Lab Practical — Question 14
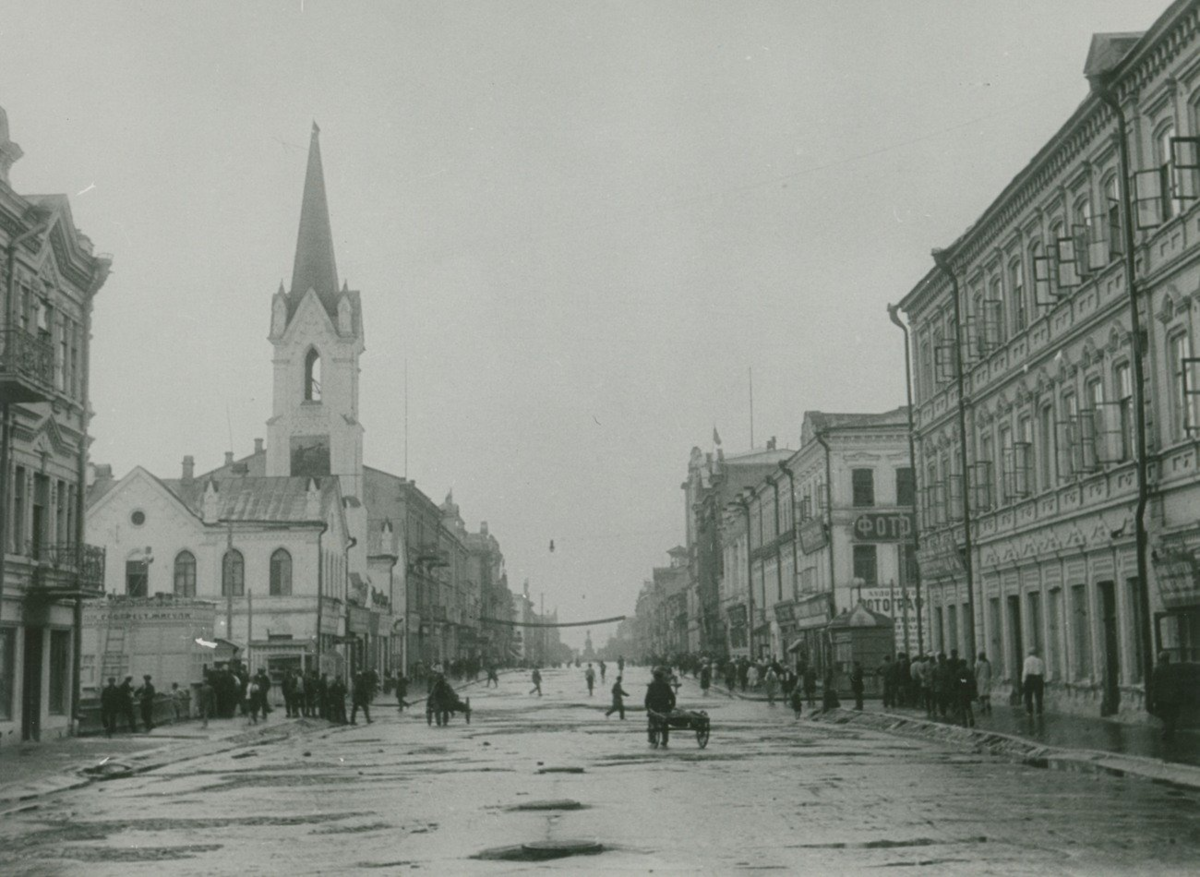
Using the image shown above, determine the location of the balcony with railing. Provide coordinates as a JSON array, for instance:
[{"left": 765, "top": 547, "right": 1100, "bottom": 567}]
[
  {"left": 28, "top": 542, "right": 106, "bottom": 597},
  {"left": 0, "top": 328, "right": 56, "bottom": 403}
]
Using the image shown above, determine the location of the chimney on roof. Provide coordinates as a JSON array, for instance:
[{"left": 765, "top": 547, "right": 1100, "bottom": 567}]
[
  {"left": 254, "top": 438, "right": 264, "bottom": 454},
  {"left": 224, "top": 451, "right": 234, "bottom": 467},
  {"left": 94, "top": 463, "right": 113, "bottom": 481},
  {"left": 768, "top": 436, "right": 776, "bottom": 450},
  {"left": 480, "top": 521, "right": 489, "bottom": 535},
  {"left": 182, "top": 456, "right": 194, "bottom": 484}
]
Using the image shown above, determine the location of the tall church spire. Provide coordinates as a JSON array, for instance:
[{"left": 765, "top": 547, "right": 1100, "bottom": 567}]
[{"left": 289, "top": 121, "right": 338, "bottom": 304}]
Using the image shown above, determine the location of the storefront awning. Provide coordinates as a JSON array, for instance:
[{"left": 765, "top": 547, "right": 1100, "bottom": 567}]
[{"left": 786, "top": 637, "right": 807, "bottom": 653}]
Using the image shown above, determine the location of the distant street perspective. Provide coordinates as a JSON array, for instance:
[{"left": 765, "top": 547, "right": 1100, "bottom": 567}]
[{"left": 3, "top": 666, "right": 1200, "bottom": 875}]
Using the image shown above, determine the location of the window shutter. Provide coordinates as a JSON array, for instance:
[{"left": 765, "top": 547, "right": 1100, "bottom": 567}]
[{"left": 1132, "top": 169, "right": 1164, "bottom": 230}]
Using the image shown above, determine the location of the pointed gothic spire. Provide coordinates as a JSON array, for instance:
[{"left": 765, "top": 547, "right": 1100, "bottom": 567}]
[{"left": 289, "top": 121, "right": 338, "bottom": 303}]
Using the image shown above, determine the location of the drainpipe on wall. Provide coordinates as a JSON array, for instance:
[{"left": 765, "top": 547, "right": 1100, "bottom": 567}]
[
  {"left": 71, "top": 253, "right": 109, "bottom": 735},
  {"left": 1088, "top": 75, "right": 1156, "bottom": 712},
  {"left": 888, "top": 303, "right": 923, "bottom": 657},
  {"left": 932, "top": 249, "right": 978, "bottom": 661}
]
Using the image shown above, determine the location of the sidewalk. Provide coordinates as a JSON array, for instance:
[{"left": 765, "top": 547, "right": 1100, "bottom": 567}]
[
  {"left": 703, "top": 677, "right": 1200, "bottom": 788},
  {"left": 0, "top": 714, "right": 322, "bottom": 810}
]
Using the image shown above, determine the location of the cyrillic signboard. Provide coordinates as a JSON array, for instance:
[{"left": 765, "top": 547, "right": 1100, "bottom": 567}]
[
  {"left": 799, "top": 519, "right": 828, "bottom": 554},
  {"left": 852, "top": 511, "right": 916, "bottom": 543}
]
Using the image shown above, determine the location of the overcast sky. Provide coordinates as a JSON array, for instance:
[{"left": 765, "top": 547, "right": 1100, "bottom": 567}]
[{"left": 0, "top": 0, "right": 1168, "bottom": 648}]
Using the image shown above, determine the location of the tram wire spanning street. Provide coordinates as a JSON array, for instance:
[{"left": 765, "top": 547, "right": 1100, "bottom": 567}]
[{"left": 2, "top": 666, "right": 1199, "bottom": 876}]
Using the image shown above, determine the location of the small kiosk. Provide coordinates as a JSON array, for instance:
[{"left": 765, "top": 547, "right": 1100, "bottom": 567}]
[{"left": 826, "top": 602, "right": 895, "bottom": 698}]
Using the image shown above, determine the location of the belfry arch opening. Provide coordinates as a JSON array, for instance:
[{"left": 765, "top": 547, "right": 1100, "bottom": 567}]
[{"left": 304, "top": 347, "right": 321, "bottom": 401}]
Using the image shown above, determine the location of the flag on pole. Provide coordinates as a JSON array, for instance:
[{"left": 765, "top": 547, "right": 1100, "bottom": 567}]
[{"left": 712, "top": 426, "right": 722, "bottom": 446}]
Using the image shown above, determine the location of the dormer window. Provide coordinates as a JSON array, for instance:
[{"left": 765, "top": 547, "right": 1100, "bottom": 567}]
[{"left": 304, "top": 347, "right": 321, "bottom": 401}]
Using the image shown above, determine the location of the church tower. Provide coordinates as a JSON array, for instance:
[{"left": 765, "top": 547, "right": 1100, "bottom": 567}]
[{"left": 266, "top": 123, "right": 365, "bottom": 504}]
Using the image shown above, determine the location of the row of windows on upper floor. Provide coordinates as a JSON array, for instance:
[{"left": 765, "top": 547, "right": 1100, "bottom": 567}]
[
  {"left": 126, "top": 548, "right": 297, "bottom": 599},
  {"left": 918, "top": 327, "right": 1200, "bottom": 527},
  {"left": 739, "top": 467, "right": 917, "bottom": 546},
  {"left": 13, "top": 281, "right": 85, "bottom": 401},
  {"left": 914, "top": 124, "right": 1200, "bottom": 403}
]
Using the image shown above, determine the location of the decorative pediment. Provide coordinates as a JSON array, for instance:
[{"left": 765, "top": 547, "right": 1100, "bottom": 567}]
[{"left": 27, "top": 415, "right": 70, "bottom": 457}]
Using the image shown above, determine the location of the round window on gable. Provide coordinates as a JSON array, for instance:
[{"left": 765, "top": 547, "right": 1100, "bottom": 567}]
[{"left": 131, "top": 510, "right": 146, "bottom": 526}]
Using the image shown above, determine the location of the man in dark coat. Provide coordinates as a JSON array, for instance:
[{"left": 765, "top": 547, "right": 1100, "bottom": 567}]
[
  {"left": 136, "top": 675, "right": 156, "bottom": 732},
  {"left": 117, "top": 676, "right": 139, "bottom": 732},
  {"left": 850, "top": 662, "right": 865, "bottom": 711},
  {"left": 1152, "top": 652, "right": 1186, "bottom": 741},
  {"left": 644, "top": 668, "right": 677, "bottom": 747},
  {"left": 254, "top": 669, "right": 272, "bottom": 719},
  {"left": 350, "top": 672, "right": 372, "bottom": 725},
  {"left": 100, "top": 677, "right": 119, "bottom": 737},
  {"left": 605, "top": 676, "right": 632, "bottom": 719}
]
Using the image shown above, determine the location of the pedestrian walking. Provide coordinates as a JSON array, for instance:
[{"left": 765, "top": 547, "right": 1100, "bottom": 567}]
[
  {"left": 605, "top": 676, "right": 631, "bottom": 719},
  {"left": 330, "top": 676, "right": 349, "bottom": 724},
  {"left": 1152, "top": 651, "right": 1185, "bottom": 741},
  {"left": 879, "top": 656, "right": 895, "bottom": 708},
  {"left": 645, "top": 669, "right": 677, "bottom": 748},
  {"left": 486, "top": 665, "right": 499, "bottom": 687},
  {"left": 136, "top": 675, "right": 156, "bottom": 732},
  {"left": 699, "top": 662, "right": 711, "bottom": 696},
  {"left": 954, "top": 658, "right": 977, "bottom": 727},
  {"left": 764, "top": 667, "right": 779, "bottom": 705},
  {"left": 245, "top": 678, "right": 260, "bottom": 724},
  {"left": 199, "top": 672, "right": 215, "bottom": 729},
  {"left": 254, "top": 669, "right": 272, "bottom": 720},
  {"left": 803, "top": 665, "right": 817, "bottom": 708},
  {"left": 617, "top": 655, "right": 625, "bottom": 674},
  {"left": 350, "top": 672, "right": 373, "bottom": 724},
  {"left": 789, "top": 682, "right": 804, "bottom": 717},
  {"left": 585, "top": 663, "right": 596, "bottom": 696},
  {"left": 821, "top": 669, "right": 841, "bottom": 710},
  {"left": 395, "top": 672, "right": 411, "bottom": 711},
  {"left": 974, "top": 653, "right": 993, "bottom": 715},
  {"left": 599, "top": 660, "right": 607, "bottom": 683},
  {"left": 530, "top": 667, "right": 542, "bottom": 697},
  {"left": 100, "top": 677, "right": 119, "bottom": 737},
  {"left": 170, "top": 682, "right": 187, "bottom": 721},
  {"left": 1022, "top": 648, "right": 1045, "bottom": 717},
  {"left": 850, "top": 662, "right": 865, "bottom": 711}
]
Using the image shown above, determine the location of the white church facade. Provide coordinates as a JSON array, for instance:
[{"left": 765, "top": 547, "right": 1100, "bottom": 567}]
[{"left": 87, "top": 124, "right": 404, "bottom": 685}]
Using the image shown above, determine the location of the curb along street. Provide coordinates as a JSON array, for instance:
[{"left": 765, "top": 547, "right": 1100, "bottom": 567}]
[{"left": 808, "top": 707, "right": 1200, "bottom": 791}]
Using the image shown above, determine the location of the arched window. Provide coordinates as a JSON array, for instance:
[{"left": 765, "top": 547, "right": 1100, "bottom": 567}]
[
  {"left": 304, "top": 348, "right": 321, "bottom": 401},
  {"left": 1009, "top": 257, "right": 1026, "bottom": 332},
  {"left": 222, "top": 549, "right": 244, "bottom": 597},
  {"left": 1160, "top": 123, "right": 1179, "bottom": 220},
  {"left": 1105, "top": 175, "right": 1122, "bottom": 262},
  {"left": 174, "top": 550, "right": 196, "bottom": 597},
  {"left": 270, "top": 548, "right": 292, "bottom": 596}
]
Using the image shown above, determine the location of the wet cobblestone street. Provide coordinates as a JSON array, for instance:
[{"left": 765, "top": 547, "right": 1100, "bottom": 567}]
[{"left": 2, "top": 667, "right": 1198, "bottom": 875}]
